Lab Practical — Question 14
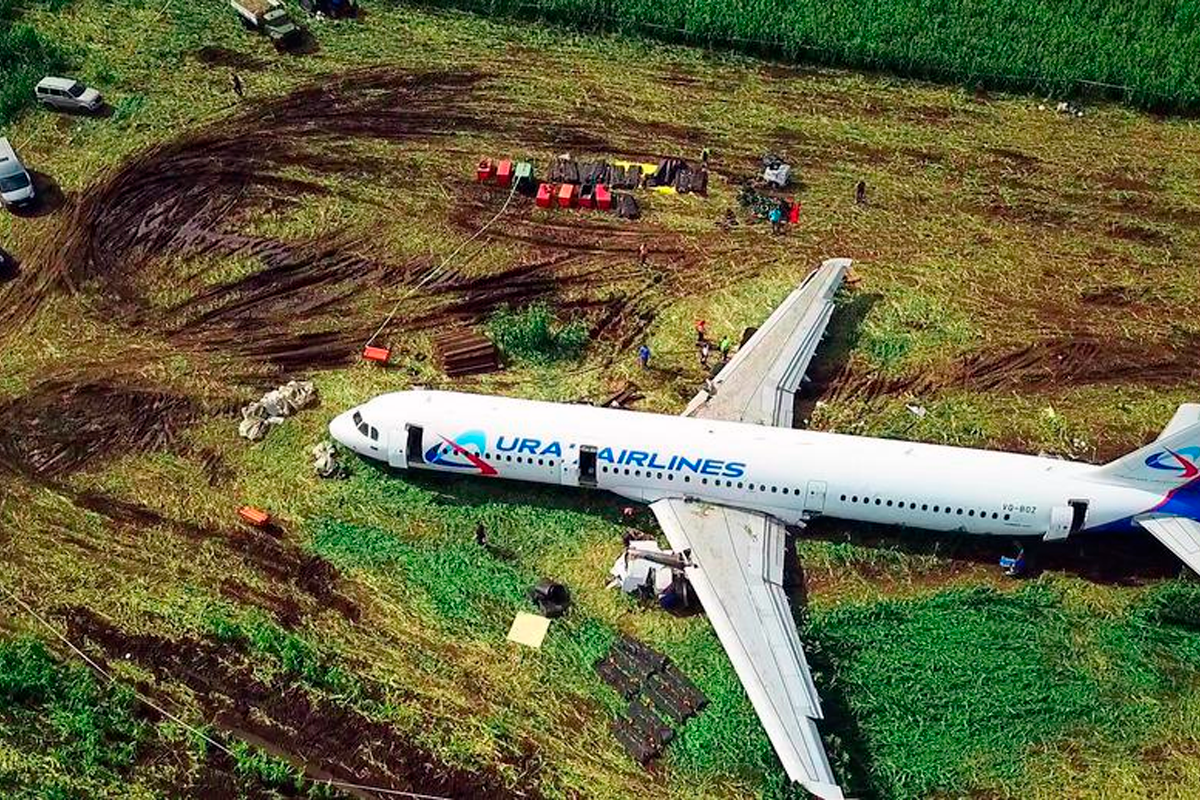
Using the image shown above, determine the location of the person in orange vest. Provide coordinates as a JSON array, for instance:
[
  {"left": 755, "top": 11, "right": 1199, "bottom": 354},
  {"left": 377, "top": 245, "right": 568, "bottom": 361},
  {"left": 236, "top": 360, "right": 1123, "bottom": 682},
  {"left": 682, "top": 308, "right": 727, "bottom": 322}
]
[{"left": 695, "top": 319, "right": 708, "bottom": 343}]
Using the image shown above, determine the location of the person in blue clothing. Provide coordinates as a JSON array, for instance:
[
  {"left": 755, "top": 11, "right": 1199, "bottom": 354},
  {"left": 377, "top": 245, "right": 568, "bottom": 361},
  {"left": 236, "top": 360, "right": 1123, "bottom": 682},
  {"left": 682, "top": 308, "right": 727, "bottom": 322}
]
[
  {"left": 637, "top": 343, "right": 651, "bottom": 369},
  {"left": 768, "top": 204, "right": 784, "bottom": 234}
]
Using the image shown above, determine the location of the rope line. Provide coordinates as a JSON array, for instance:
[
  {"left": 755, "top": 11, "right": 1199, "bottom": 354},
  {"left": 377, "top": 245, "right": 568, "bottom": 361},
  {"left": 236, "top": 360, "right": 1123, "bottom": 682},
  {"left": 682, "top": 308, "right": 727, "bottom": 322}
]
[
  {"left": 0, "top": 581, "right": 449, "bottom": 800},
  {"left": 365, "top": 179, "right": 520, "bottom": 349}
]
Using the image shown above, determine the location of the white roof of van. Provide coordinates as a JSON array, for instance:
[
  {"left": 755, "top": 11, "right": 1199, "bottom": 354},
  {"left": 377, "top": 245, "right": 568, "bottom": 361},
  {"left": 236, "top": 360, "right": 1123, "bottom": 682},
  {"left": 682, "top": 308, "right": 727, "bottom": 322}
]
[
  {"left": 36, "top": 76, "right": 81, "bottom": 91},
  {"left": 0, "top": 137, "right": 15, "bottom": 161}
]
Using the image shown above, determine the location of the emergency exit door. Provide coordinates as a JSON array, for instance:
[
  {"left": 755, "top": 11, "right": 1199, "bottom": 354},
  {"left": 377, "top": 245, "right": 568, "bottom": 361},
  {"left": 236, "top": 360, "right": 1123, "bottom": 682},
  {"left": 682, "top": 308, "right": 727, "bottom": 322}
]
[
  {"left": 804, "top": 480, "right": 827, "bottom": 514},
  {"left": 578, "top": 445, "right": 598, "bottom": 487}
]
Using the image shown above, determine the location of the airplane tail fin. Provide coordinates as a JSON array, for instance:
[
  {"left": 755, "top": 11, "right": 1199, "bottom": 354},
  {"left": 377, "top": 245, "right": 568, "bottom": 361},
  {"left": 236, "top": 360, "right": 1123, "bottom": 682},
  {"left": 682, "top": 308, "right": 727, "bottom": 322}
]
[{"left": 1090, "top": 404, "right": 1200, "bottom": 488}]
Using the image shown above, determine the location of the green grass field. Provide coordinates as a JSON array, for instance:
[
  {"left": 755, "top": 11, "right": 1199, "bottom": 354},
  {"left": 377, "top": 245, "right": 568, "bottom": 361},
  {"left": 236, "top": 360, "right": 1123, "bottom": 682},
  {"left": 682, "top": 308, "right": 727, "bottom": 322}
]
[{"left": 2, "top": 1, "right": 1200, "bottom": 798}]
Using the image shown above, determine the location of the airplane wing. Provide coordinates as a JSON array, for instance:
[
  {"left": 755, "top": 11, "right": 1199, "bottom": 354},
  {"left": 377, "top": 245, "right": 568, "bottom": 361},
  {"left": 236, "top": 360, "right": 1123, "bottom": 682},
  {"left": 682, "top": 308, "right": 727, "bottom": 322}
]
[
  {"left": 683, "top": 258, "right": 850, "bottom": 427},
  {"left": 650, "top": 498, "right": 844, "bottom": 800},
  {"left": 1136, "top": 514, "right": 1200, "bottom": 575}
]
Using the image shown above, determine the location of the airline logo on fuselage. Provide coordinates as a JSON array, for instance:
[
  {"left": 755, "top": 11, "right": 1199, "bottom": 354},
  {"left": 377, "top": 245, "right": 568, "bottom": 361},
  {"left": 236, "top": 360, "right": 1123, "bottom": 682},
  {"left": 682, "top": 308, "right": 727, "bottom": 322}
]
[
  {"left": 426, "top": 432, "right": 746, "bottom": 479},
  {"left": 1145, "top": 447, "right": 1200, "bottom": 479}
]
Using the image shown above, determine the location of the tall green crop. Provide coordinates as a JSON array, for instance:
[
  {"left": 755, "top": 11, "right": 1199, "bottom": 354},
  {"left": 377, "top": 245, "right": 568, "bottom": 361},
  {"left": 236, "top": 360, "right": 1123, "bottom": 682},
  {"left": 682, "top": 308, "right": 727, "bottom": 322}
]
[{"left": 415, "top": 0, "right": 1200, "bottom": 111}]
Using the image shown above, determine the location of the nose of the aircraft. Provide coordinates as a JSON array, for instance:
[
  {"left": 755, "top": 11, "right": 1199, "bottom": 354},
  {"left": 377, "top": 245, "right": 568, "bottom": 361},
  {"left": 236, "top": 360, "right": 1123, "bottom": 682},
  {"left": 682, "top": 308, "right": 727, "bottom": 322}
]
[{"left": 329, "top": 410, "right": 357, "bottom": 448}]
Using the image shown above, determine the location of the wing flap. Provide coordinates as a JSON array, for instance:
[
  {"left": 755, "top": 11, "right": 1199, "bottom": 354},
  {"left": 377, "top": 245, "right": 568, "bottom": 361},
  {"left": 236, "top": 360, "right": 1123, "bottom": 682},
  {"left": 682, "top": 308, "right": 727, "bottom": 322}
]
[
  {"left": 683, "top": 258, "right": 850, "bottom": 427},
  {"left": 1137, "top": 514, "right": 1200, "bottom": 574},
  {"left": 650, "top": 499, "right": 843, "bottom": 799}
]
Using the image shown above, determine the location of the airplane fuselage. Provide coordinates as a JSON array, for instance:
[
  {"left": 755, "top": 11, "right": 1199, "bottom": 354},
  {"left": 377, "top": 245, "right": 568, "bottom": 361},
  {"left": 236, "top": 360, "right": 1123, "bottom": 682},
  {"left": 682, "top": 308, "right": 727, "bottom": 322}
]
[{"left": 331, "top": 390, "right": 1165, "bottom": 539}]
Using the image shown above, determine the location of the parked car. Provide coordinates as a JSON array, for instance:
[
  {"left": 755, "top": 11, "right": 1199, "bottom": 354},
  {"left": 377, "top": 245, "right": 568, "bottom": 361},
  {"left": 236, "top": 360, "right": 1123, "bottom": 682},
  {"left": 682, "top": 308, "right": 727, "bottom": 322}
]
[
  {"left": 231, "top": 0, "right": 301, "bottom": 48},
  {"left": 35, "top": 76, "right": 103, "bottom": 113},
  {"left": 0, "top": 138, "right": 35, "bottom": 209}
]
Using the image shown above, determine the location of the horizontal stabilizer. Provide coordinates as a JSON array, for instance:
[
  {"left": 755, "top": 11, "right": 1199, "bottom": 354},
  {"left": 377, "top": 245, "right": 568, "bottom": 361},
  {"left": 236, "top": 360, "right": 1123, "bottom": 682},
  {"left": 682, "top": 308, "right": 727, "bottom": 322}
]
[{"left": 1136, "top": 515, "right": 1200, "bottom": 576}]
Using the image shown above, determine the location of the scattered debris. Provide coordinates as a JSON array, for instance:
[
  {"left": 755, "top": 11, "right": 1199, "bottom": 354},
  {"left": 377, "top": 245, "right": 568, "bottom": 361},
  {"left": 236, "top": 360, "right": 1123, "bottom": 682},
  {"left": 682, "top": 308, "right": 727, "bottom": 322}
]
[
  {"left": 608, "top": 540, "right": 690, "bottom": 609},
  {"left": 600, "top": 380, "right": 643, "bottom": 409},
  {"left": 299, "top": 0, "right": 358, "bottom": 18},
  {"left": 528, "top": 581, "right": 570, "bottom": 618},
  {"left": 506, "top": 612, "right": 551, "bottom": 648},
  {"left": 238, "top": 380, "right": 318, "bottom": 441},
  {"left": 311, "top": 440, "right": 345, "bottom": 479},
  {"left": 1056, "top": 100, "right": 1084, "bottom": 117},
  {"left": 435, "top": 329, "right": 499, "bottom": 376},
  {"left": 906, "top": 404, "right": 927, "bottom": 418}
]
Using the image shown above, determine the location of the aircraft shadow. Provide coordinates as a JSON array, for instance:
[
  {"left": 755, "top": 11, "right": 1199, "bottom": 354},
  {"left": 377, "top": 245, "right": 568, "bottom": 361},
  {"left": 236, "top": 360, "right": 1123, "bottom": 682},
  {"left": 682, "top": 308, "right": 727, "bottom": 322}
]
[{"left": 800, "top": 518, "right": 1187, "bottom": 586}]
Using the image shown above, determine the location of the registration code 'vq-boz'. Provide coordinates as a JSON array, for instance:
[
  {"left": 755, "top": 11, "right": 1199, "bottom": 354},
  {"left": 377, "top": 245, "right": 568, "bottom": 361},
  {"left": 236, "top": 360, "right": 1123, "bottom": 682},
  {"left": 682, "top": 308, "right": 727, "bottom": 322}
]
[{"left": 1002, "top": 503, "right": 1038, "bottom": 514}]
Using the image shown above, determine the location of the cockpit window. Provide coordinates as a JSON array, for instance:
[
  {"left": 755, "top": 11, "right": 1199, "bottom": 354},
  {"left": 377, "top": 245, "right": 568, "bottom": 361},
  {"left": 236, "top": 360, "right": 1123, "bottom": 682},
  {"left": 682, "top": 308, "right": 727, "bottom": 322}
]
[
  {"left": 369, "top": 426, "right": 379, "bottom": 441},
  {"left": 352, "top": 411, "right": 362, "bottom": 425}
]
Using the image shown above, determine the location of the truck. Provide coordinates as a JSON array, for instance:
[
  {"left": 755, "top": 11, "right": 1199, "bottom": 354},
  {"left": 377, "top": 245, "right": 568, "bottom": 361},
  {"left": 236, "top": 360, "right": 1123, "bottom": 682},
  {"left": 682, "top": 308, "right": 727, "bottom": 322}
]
[{"left": 230, "top": 0, "right": 301, "bottom": 48}]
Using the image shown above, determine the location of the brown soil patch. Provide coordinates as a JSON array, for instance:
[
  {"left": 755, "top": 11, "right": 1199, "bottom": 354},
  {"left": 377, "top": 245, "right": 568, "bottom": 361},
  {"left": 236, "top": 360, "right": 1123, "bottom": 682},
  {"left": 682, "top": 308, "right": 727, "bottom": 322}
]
[
  {"left": 64, "top": 608, "right": 539, "bottom": 800},
  {"left": 194, "top": 46, "right": 268, "bottom": 71},
  {"left": 821, "top": 336, "right": 1200, "bottom": 402},
  {"left": 1106, "top": 221, "right": 1172, "bottom": 246},
  {"left": 0, "top": 381, "right": 203, "bottom": 478}
]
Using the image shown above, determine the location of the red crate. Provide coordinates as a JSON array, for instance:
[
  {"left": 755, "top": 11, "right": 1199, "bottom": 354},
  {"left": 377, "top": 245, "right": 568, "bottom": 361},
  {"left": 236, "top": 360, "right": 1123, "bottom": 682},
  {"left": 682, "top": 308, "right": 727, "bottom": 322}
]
[
  {"left": 362, "top": 345, "right": 391, "bottom": 363},
  {"left": 536, "top": 183, "right": 553, "bottom": 208},
  {"left": 496, "top": 159, "right": 513, "bottom": 186},
  {"left": 788, "top": 200, "right": 800, "bottom": 224},
  {"left": 557, "top": 183, "right": 576, "bottom": 208},
  {"left": 476, "top": 158, "right": 494, "bottom": 182},
  {"left": 579, "top": 186, "right": 595, "bottom": 209},
  {"left": 595, "top": 183, "right": 612, "bottom": 211},
  {"left": 238, "top": 506, "right": 271, "bottom": 527}
]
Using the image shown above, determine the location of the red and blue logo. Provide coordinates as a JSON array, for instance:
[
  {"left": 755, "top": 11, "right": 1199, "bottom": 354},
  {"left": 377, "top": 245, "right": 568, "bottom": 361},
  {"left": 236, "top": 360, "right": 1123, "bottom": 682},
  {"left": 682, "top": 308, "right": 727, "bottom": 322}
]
[
  {"left": 1145, "top": 447, "right": 1200, "bottom": 479},
  {"left": 426, "top": 430, "right": 496, "bottom": 476}
]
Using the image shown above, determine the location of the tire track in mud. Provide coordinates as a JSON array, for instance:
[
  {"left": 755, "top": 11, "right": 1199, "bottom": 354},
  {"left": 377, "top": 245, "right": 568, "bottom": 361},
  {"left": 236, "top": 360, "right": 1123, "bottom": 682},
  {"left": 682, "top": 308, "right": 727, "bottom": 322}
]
[
  {"left": 64, "top": 608, "right": 541, "bottom": 800},
  {"left": 0, "top": 67, "right": 718, "bottom": 374},
  {"left": 821, "top": 335, "right": 1200, "bottom": 402}
]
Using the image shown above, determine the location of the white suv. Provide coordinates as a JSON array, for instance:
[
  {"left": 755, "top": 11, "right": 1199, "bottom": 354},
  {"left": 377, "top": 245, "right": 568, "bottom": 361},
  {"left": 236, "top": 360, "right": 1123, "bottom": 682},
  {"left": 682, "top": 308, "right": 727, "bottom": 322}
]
[
  {"left": 0, "top": 138, "right": 35, "bottom": 209},
  {"left": 35, "top": 76, "right": 103, "bottom": 113}
]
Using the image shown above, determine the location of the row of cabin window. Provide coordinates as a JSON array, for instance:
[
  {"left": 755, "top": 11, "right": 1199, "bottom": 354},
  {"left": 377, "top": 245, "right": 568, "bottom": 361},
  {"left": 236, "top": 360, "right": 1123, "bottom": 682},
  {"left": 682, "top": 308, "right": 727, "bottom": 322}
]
[
  {"left": 839, "top": 493, "right": 1010, "bottom": 521},
  {"left": 600, "top": 465, "right": 800, "bottom": 494},
  {"left": 437, "top": 447, "right": 558, "bottom": 468}
]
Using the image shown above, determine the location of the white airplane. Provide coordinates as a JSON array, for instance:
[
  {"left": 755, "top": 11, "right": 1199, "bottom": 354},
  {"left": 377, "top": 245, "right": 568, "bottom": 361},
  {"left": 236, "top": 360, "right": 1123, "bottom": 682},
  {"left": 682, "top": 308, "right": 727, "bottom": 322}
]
[{"left": 330, "top": 259, "right": 1200, "bottom": 800}]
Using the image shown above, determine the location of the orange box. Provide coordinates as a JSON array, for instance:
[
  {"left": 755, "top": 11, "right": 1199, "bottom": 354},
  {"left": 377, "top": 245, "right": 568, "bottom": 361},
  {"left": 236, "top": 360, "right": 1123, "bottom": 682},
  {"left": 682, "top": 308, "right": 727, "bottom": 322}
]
[
  {"left": 238, "top": 506, "right": 270, "bottom": 527},
  {"left": 557, "top": 183, "right": 576, "bottom": 208},
  {"left": 363, "top": 345, "right": 391, "bottom": 363}
]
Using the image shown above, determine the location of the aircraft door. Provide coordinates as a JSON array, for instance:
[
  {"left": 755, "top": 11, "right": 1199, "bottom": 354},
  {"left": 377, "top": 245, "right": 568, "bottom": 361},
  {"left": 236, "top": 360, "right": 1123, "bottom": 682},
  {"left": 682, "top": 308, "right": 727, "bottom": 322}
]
[
  {"left": 578, "top": 445, "right": 598, "bottom": 488},
  {"left": 405, "top": 424, "right": 425, "bottom": 466},
  {"left": 387, "top": 429, "right": 408, "bottom": 468},
  {"left": 1045, "top": 505, "right": 1074, "bottom": 541},
  {"left": 804, "top": 480, "right": 827, "bottom": 514}
]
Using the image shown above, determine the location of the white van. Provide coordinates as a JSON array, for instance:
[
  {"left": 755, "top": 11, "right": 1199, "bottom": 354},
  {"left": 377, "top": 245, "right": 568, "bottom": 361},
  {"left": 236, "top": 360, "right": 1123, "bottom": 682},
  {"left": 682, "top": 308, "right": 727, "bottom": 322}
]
[
  {"left": 0, "top": 138, "right": 35, "bottom": 209},
  {"left": 35, "top": 76, "right": 103, "bottom": 113}
]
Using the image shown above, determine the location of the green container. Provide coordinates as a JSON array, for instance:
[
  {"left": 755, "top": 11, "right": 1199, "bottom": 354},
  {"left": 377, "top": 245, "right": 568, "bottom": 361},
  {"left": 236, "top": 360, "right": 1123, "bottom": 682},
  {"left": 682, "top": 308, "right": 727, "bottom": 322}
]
[{"left": 514, "top": 161, "right": 534, "bottom": 184}]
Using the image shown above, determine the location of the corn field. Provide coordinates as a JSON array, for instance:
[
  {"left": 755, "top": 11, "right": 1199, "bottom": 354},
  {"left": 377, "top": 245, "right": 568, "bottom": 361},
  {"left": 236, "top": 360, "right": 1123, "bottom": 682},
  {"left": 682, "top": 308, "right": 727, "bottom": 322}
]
[{"left": 425, "top": 0, "right": 1200, "bottom": 111}]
